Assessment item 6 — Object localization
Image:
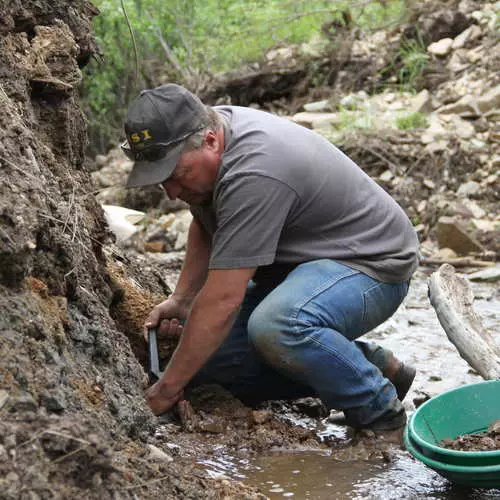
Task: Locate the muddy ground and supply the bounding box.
[0,0,499,499]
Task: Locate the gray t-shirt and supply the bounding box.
[190,106,419,284]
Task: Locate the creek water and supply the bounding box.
[202,267,500,499]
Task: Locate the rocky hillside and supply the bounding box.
[94,0,499,265]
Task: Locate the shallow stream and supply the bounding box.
[202,267,500,499]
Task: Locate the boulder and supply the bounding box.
[292,112,339,129]
[436,216,485,255]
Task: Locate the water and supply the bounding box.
[245,451,500,499]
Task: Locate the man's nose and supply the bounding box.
[161,180,181,200]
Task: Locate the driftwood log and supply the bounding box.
[428,264,500,380]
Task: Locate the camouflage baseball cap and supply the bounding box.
[122,84,206,188]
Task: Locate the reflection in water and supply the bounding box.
[242,451,500,499]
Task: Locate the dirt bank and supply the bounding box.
[0,2,309,498]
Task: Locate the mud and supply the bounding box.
[442,420,500,452]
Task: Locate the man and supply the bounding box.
[122,83,419,435]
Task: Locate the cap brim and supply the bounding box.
[125,142,185,188]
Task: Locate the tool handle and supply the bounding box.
[147,327,161,384]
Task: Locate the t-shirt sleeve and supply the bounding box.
[209,174,298,269]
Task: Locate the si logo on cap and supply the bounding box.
[128,128,153,147]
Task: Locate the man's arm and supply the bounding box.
[145,266,256,415]
[145,217,211,336]
[171,217,211,306]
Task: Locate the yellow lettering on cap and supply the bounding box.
[130,133,141,143]
[142,129,153,140]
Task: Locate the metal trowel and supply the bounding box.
[147,327,162,384]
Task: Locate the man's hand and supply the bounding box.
[145,379,184,415]
[144,296,190,341]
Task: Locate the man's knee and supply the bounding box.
[247,304,273,351]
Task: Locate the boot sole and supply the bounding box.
[393,363,416,402]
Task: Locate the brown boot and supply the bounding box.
[383,353,416,402]
[358,343,416,401]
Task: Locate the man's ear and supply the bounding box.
[203,130,219,151]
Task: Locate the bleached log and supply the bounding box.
[428,264,500,380]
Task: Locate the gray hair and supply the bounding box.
[181,106,222,153]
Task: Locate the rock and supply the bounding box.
[0,390,9,410]
[477,85,500,113]
[409,89,432,113]
[467,266,500,283]
[447,50,470,72]
[293,397,328,418]
[421,119,448,144]
[437,95,481,117]
[423,179,436,189]
[94,154,107,168]
[147,444,173,463]
[303,100,330,112]
[339,91,368,110]
[433,247,458,260]
[417,200,427,213]
[292,112,339,129]
[102,205,145,243]
[197,418,227,433]
[436,216,485,255]
[12,392,38,413]
[452,24,482,49]
[425,140,448,153]
[40,390,67,412]
[447,115,476,138]
[457,180,481,197]
[252,410,271,425]
[171,210,193,250]
[488,420,500,434]
[428,38,454,56]
[462,200,486,219]
[379,170,393,182]
[472,219,498,232]
[144,241,166,253]
[485,172,499,184]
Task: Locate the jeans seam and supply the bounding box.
[361,281,383,324]
[290,265,360,337]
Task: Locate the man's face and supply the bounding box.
[161,130,221,205]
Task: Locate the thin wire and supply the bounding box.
[120,0,139,93]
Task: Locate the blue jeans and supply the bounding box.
[190,260,409,428]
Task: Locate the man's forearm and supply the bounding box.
[161,290,239,390]
[160,267,255,392]
[172,218,211,306]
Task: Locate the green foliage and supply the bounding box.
[84,0,407,153]
[396,36,429,92]
[395,112,428,130]
[337,107,374,131]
